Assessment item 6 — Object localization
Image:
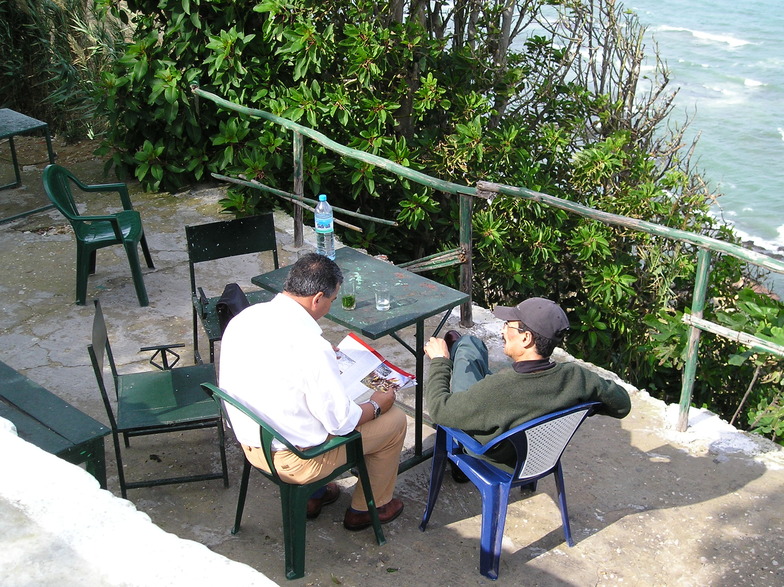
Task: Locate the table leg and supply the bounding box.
[396,319,432,474]
[9,136,20,187]
[85,438,108,489]
[414,318,424,457]
[43,124,56,164]
[0,136,21,190]
[0,124,56,217]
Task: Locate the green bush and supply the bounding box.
[95,0,784,441]
[0,0,125,141]
[645,286,784,443]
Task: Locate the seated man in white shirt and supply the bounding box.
[219,253,407,530]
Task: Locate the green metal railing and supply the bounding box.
[192,86,481,327]
[476,182,784,430]
[192,86,784,432]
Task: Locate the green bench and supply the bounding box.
[0,360,110,487]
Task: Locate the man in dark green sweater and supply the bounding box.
[424,297,631,473]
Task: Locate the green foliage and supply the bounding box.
[715,289,784,442]
[644,287,784,442]
[749,398,784,442]
[97,0,783,442]
[0,0,126,141]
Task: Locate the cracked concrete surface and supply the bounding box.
[1,137,784,586]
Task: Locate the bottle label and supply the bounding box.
[315,218,333,233]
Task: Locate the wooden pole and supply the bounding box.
[293,132,304,247]
[477,181,784,274]
[192,87,480,198]
[682,314,784,357]
[459,193,474,327]
[211,173,395,229]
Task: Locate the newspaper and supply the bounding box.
[336,332,415,403]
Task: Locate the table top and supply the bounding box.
[0,108,48,140]
[0,361,109,455]
[252,247,469,339]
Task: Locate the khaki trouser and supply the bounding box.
[242,406,407,511]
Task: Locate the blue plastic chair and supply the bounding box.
[419,401,601,580]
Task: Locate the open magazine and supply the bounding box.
[336,332,416,403]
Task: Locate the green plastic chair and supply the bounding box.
[88,300,229,498]
[201,382,386,580]
[42,164,154,306]
[186,214,279,363]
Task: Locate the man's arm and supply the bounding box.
[356,388,397,425]
[424,336,492,429]
[594,376,632,418]
[575,364,631,419]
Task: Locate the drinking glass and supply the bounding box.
[341,278,356,310]
[374,284,391,311]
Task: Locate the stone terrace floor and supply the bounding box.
[1,137,784,586]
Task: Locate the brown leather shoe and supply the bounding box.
[307,482,340,519]
[444,330,462,357]
[343,497,404,531]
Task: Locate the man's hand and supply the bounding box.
[370,388,396,413]
[424,337,449,359]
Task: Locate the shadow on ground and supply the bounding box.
[1,137,783,586]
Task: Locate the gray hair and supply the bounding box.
[283,253,343,297]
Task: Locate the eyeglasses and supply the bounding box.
[503,321,528,334]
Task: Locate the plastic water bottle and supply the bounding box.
[314,193,335,259]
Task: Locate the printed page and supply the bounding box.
[336,333,415,402]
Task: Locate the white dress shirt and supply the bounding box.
[218,293,362,449]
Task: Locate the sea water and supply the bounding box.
[628,0,784,292]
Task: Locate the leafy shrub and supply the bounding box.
[96,0,784,440]
[0,0,125,141]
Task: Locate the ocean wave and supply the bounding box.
[707,201,784,250]
[724,222,784,254]
[634,0,784,274]
[703,84,735,96]
[696,84,745,105]
[699,214,784,272]
[652,25,752,48]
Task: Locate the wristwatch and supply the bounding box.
[368,399,382,419]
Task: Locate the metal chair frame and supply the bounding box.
[201,382,386,580]
[88,300,228,498]
[186,214,279,363]
[420,401,602,580]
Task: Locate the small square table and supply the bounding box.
[252,246,469,470]
[0,108,56,190]
[0,361,110,487]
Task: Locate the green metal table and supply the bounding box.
[0,108,57,222]
[252,246,469,471]
[0,360,110,487]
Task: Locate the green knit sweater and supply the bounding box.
[425,358,632,467]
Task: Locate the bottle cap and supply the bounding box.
[318,194,326,201]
